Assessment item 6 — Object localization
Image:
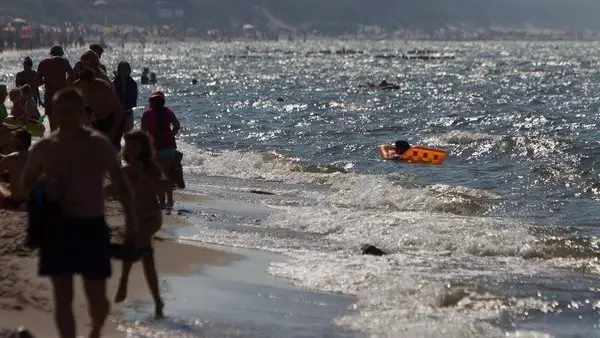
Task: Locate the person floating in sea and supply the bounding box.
[72,68,124,149]
[140,68,156,85]
[393,140,411,157]
[377,140,448,164]
[36,45,75,131]
[108,130,167,318]
[15,57,41,106]
[141,67,150,85]
[113,61,138,136]
[0,129,31,210]
[141,91,181,211]
[20,88,138,338]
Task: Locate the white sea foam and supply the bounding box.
[179,193,568,337]
[178,142,496,215]
[424,131,500,146]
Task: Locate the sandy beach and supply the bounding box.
[0,199,235,338]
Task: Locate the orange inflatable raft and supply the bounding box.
[377,145,448,164]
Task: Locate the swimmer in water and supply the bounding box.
[141,68,150,85]
[393,140,411,158]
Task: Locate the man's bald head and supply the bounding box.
[53,88,85,129]
[81,50,100,68]
[53,87,84,107]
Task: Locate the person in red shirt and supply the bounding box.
[141,91,180,210]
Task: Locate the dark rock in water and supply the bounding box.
[361,245,386,256]
[250,190,276,195]
[276,97,284,102]
[192,79,198,85]
[438,288,469,307]
[360,80,400,91]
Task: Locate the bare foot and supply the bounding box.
[89,328,101,338]
[114,281,127,303]
[154,299,164,319]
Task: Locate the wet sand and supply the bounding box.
[0,200,234,338]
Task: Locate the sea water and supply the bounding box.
[4,40,600,337]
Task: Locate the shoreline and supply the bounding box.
[0,198,236,337]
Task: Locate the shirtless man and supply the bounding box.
[0,129,31,209]
[72,68,123,149]
[20,88,138,338]
[76,50,111,84]
[73,43,108,79]
[16,57,41,105]
[36,45,74,131]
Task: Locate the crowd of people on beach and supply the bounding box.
[0,43,184,338]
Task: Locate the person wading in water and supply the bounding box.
[36,45,74,131]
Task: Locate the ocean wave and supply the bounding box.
[179,142,496,215]
[524,236,600,261]
[424,131,500,146]
[265,205,535,257]
[267,248,559,338]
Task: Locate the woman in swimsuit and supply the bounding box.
[141,91,181,212]
[110,130,168,318]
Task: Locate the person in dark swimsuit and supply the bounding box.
[113,61,138,142]
[20,88,138,338]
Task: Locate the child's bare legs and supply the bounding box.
[114,229,164,319]
[114,260,133,303]
[142,251,164,318]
